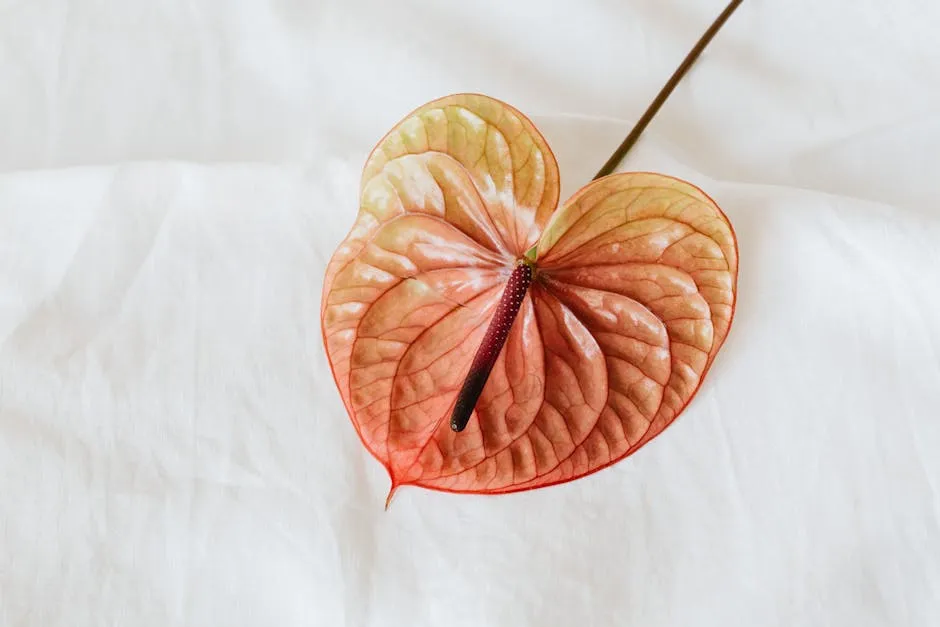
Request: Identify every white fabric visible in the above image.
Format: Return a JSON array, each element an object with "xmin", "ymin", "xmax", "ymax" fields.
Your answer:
[{"xmin": 2, "ymin": 1, "xmax": 939, "ymax": 625}]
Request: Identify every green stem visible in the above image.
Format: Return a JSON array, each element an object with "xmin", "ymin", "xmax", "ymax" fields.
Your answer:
[{"xmin": 593, "ymin": 0, "xmax": 745, "ymax": 180}]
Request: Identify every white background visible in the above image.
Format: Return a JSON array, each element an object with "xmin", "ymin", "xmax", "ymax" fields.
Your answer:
[{"xmin": 2, "ymin": 1, "xmax": 939, "ymax": 625}]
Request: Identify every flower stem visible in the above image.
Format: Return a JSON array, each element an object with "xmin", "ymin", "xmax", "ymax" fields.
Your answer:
[{"xmin": 593, "ymin": 0, "xmax": 745, "ymax": 180}]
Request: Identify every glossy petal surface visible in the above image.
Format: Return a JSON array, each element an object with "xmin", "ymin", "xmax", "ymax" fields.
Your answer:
[{"xmin": 322, "ymin": 94, "xmax": 738, "ymax": 496}]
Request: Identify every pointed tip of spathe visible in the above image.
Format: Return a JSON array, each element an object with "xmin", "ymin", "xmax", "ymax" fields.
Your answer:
[{"xmin": 384, "ymin": 483, "xmax": 399, "ymax": 511}]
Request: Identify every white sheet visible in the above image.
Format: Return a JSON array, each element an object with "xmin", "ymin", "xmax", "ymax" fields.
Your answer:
[{"xmin": 2, "ymin": 1, "xmax": 939, "ymax": 625}]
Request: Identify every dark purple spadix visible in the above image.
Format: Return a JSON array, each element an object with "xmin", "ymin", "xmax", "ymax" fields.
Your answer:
[{"xmin": 450, "ymin": 261, "xmax": 533, "ymax": 432}]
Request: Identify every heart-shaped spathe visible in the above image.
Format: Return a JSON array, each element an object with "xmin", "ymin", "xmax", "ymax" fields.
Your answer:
[{"xmin": 322, "ymin": 94, "xmax": 738, "ymax": 497}]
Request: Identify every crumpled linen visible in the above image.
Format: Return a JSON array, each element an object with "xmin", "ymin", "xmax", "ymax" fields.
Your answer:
[{"xmin": 1, "ymin": 1, "xmax": 938, "ymax": 625}]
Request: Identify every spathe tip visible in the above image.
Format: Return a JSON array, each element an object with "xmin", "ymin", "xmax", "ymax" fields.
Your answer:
[{"xmin": 384, "ymin": 483, "xmax": 399, "ymax": 511}]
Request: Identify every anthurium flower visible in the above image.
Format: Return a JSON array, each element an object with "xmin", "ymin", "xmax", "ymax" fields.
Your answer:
[{"xmin": 322, "ymin": 94, "xmax": 737, "ymax": 498}]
